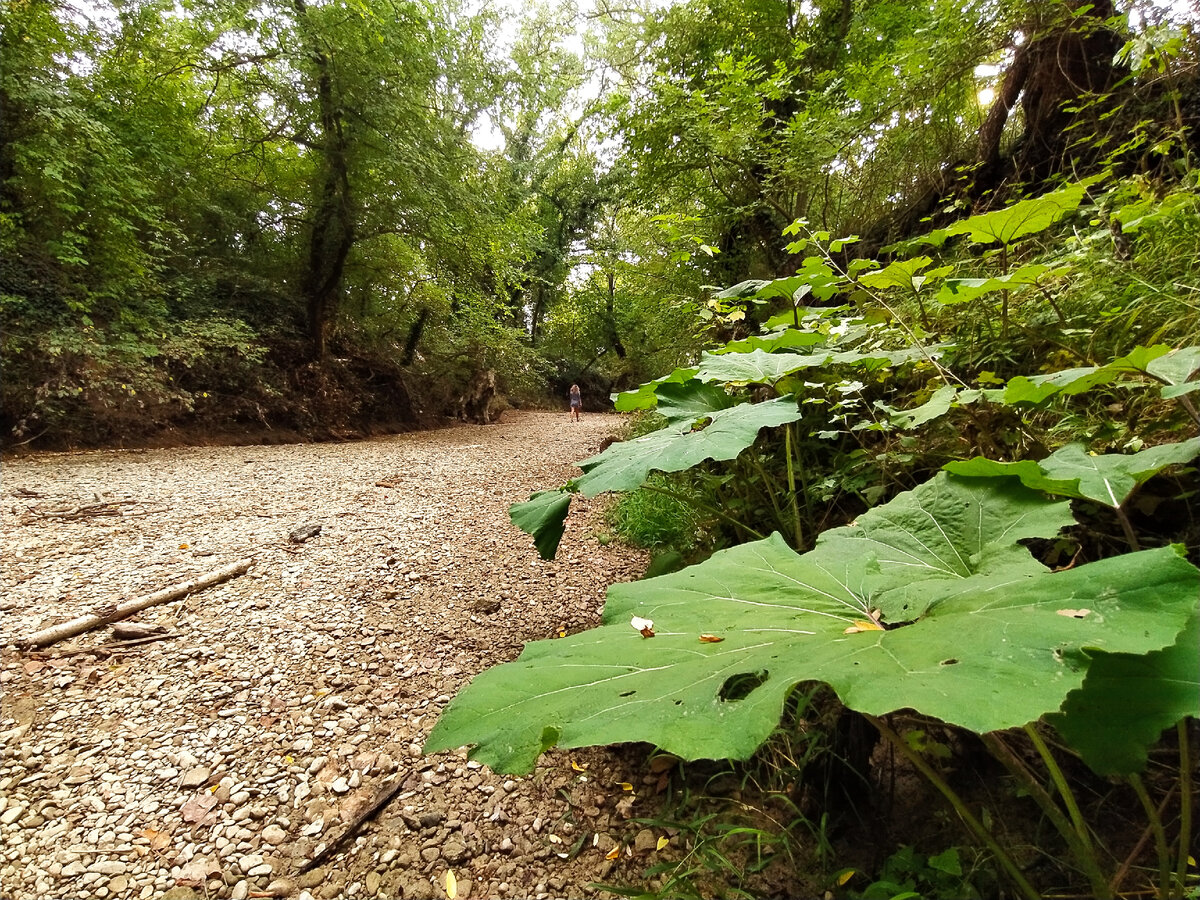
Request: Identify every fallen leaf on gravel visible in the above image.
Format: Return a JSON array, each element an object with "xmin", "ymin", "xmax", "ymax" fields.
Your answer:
[
  {"xmin": 616, "ymin": 782, "xmax": 633, "ymax": 791},
  {"xmin": 180, "ymin": 793, "xmax": 219, "ymax": 825},
  {"xmin": 605, "ymin": 845, "xmax": 620, "ymax": 860},
  {"xmin": 656, "ymin": 836, "xmax": 669, "ymax": 851},
  {"xmin": 141, "ymin": 826, "xmax": 172, "ymax": 851},
  {"xmin": 445, "ymin": 869, "xmax": 457, "ymax": 899}
]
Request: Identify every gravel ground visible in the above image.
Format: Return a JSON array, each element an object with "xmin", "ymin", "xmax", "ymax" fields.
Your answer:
[{"xmin": 0, "ymin": 412, "xmax": 687, "ymax": 900}]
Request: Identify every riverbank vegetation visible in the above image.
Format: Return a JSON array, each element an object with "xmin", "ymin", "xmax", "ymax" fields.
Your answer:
[{"xmin": 5, "ymin": 0, "xmax": 1199, "ymax": 896}]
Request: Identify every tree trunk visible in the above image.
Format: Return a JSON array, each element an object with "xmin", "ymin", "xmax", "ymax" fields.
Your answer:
[
  {"xmin": 976, "ymin": 0, "xmax": 1122, "ymax": 191},
  {"xmin": 295, "ymin": 0, "xmax": 355, "ymax": 360}
]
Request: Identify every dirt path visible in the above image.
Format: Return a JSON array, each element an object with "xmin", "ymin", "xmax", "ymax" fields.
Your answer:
[{"xmin": 0, "ymin": 412, "xmax": 678, "ymax": 900}]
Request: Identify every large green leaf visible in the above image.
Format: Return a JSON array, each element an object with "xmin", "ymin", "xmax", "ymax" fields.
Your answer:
[
  {"xmin": 612, "ymin": 367, "xmax": 699, "ymax": 411},
  {"xmin": 945, "ymin": 182, "xmax": 1089, "ymax": 246},
  {"xmin": 719, "ymin": 329, "xmax": 827, "ymax": 354},
  {"xmin": 1050, "ymin": 616, "xmax": 1200, "ymax": 776},
  {"xmin": 653, "ymin": 380, "xmax": 738, "ymax": 426},
  {"xmin": 510, "ymin": 490, "xmax": 573, "ymax": 561},
  {"xmin": 934, "ymin": 264, "xmax": 1051, "ymax": 306},
  {"xmin": 694, "ymin": 346, "xmax": 935, "ymax": 386},
  {"xmin": 1003, "ymin": 367, "xmax": 1110, "ymax": 405},
  {"xmin": 428, "ymin": 476, "xmax": 1199, "ymax": 773},
  {"xmin": 857, "ymin": 256, "xmax": 939, "ymax": 292},
  {"xmin": 945, "ymin": 438, "xmax": 1200, "ymax": 509},
  {"xmin": 694, "ymin": 349, "xmax": 834, "ymax": 385},
  {"xmin": 815, "ymin": 473, "xmax": 1075, "ymax": 620},
  {"xmin": 573, "ymin": 396, "xmax": 804, "ymax": 496},
  {"xmin": 1145, "ymin": 346, "xmax": 1200, "ymax": 398}
]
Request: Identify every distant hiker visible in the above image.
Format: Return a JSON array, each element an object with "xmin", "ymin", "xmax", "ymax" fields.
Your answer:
[{"xmin": 569, "ymin": 384, "xmax": 582, "ymax": 423}]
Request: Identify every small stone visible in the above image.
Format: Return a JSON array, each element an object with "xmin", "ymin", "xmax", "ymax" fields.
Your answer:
[
  {"xmin": 365, "ymin": 872, "xmax": 381, "ymax": 895},
  {"xmin": 89, "ymin": 861, "xmax": 128, "ymax": 876},
  {"xmin": 108, "ymin": 875, "xmax": 129, "ymax": 893},
  {"xmin": 266, "ymin": 876, "xmax": 297, "ymax": 896},
  {"xmin": 248, "ymin": 863, "xmax": 274, "ymax": 877},
  {"xmin": 62, "ymin": 861, "xmax": 86, "ymax": 877},
  {"xmin": 0, "ymin": 807, "xmax": 22, "ymax": 825},
  {"xmin": 442, "ymin": 839, "xmax": 468, "ymax": 864},
  {"xmin": 330, "ymin": 778, "xmax": 349, "ymax": 794},
  {"xmin": 634, "ymin": 829, "xmax": 658, "ymax": 854},
  {"xmin": 231, "ymin": 882, "xmax": 249, "ymax": 900},
  {"xmin": 238, "ymin": 854, "xmax": 264, "ymax": 874},
  {"xmin": 180, "ymin": 767, "xmax": 211, "ymax": 789},
  {"xmin": 262, "ymin": 824, "xmax": 287, "ymax": 845},
  {"xmin": 420, "ymin": 847, "xmax": 440, "ymax": 862}
]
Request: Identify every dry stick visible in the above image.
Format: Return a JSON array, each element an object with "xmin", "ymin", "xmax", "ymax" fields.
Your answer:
[
  {"xmin": 15, "ymin": 559, "xmax": 253, "ymax": 650},
  {"xmin": 299, "ymin": 775, "xmax": 408, "ymax": 874},
  {"xmin": 52, "ymin": 633, "xmax": 181, "ymax": 658},
  {"xmin": 1111, "ymin": 786, "xmax": 1178, "ymax": 897}
]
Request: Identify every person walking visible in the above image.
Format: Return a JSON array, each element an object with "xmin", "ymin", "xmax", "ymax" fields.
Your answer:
[{"xmin": 568, "ymin": 383, "xmax": 582, "ymax": 423}]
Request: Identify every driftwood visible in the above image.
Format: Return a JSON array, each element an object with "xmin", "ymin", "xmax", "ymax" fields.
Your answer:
[
  {"xmin": 299, "ymin": 775, "xmax": 407, "ymax": 874},
  {"xmin": 111, "ymin": 621, "xmax": 168, "ymax": 641},
  {"xmin": 53, "ymin": 633, "xmax": 181, "ymax": 658},
  {"xmin": 16, "ymin": 558, "xmax": 252, "ymax": 650}
]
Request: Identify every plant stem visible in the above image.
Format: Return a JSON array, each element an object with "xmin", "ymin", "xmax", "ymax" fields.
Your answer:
[
  {"xmin": 1024, "ymin": 724, "xmax": 1097, "ymax": 859},
  {"xmin": 1115, "ymin": 504, "xmax": 1142, "ymax": 551},
  {"xmin": 1129, "ymin": 774, "xmax": 1172, "ymax": 900},
  {"xmin": 1111, "ymin": 785, "xmax": 1177, "ymax": 898},
  {"xmin": 1174, "ymin": 720, "xmax": 1193, "ymax": 900},
  {"xmin": 784, "ymin": 425, "xmax": 803, "ymax": 548},
  {"xmin": 867, "ymin": 717, "xmax": 1041, "ymax": 900},
  {"xmin": 983, "ymin": 732, "xmax": 1112, "ymax": 900},
  {"xmin": 748, "ymin": 453, "xmax": 788, "ymax": 538},
  {"xmin": 636, "ymin": 483, "xmax": 766, "ymax": 541}
]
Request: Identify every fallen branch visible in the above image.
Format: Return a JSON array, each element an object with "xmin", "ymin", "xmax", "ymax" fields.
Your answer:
[
  {"xmin": 30, "ymin": 500, "xmax": 138, "ymax": 521},
  {"xmin": 53, "ymin": 633, "xmax": 181, "ymax": 658},
  {"xmin": 299, "ymin": 775, "xmax": 407, "ymax": 874},
  {"xmin": 15, "ymin": 559, "xmax": 252, "ymax": 650}
]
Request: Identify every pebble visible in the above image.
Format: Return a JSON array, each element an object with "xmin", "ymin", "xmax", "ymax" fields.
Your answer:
[
  {"xmin": 180, "ymin": 767, "xmax": 211, "ymax": 788},
  {"xmin": 262, "ymin": 824, "xmax": 287, "ymax": 845}
]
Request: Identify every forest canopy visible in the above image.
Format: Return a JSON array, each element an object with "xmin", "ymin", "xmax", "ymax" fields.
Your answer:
[{"xmin": 1, "ymin": 0, "xmax": 1196, "ymax": 445}]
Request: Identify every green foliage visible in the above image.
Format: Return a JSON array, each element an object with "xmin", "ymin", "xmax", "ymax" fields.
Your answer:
[
  {"xmin": 850, "ymin": 846, "xmax": 981, "ymax": 900},
  {"xmin": 945, "ymin": 439, "xmax": 1200, "ymax": 509},
  {"xmin": 607, "ymin": 474, "xmax": 708, "ymax": 555},
  {"xmin": 1050, "ymin": 615, "xmax": 1200, "ymax": 776},
  {"xmin": 431, "ymin": 475, "xmax": 1199, "ymax": 774}
]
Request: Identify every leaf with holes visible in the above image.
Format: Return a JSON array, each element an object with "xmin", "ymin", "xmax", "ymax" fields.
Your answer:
[{"xmin": 428, "ymin": 475, "xmax": 1199, "ymax": 772}]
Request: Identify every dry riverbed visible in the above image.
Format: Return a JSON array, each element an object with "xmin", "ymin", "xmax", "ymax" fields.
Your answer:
[{"xmin": 0, "ymin": 412, "xmax": 691, "ymax": 900}]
